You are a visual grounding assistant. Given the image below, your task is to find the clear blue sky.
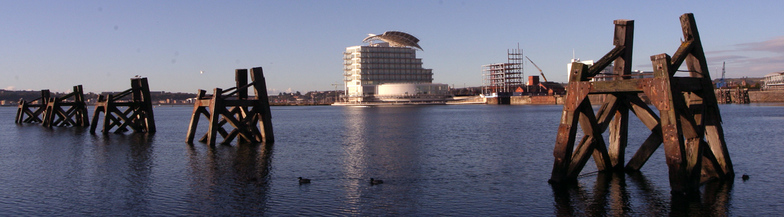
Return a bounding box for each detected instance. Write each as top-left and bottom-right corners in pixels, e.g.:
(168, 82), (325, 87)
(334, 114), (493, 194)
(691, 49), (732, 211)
(2, 1), (782, 93)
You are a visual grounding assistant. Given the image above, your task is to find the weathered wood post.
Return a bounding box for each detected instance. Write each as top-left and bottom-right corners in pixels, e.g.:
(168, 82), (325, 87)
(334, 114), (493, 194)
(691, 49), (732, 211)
(549, 13), (733, 194)
(715, 89), (730, 104)
(735, 88), (749, 104)
(131, 77), (156, 132)
(42, 85), (89, 128)
(550, 19), (634, 183)
(186, 67), (274, 146)
(251, 67), (275, 143)
(15, 89), (50, 124)
(649, 53), (704, 192)
(90, 77), (156, 134)
(607, 19), (634, 170)
(235, 69), (250, 144)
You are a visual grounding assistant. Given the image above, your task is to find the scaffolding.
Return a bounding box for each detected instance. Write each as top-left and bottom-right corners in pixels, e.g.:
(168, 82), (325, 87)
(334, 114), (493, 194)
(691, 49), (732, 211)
(482, 48), (524, 96)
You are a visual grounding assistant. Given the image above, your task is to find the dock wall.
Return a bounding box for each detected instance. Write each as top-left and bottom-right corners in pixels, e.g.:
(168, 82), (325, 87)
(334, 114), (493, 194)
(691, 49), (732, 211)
(508, 95), (563, 105)
(749, 90), (784, 102)
(488, 91), (781, 105)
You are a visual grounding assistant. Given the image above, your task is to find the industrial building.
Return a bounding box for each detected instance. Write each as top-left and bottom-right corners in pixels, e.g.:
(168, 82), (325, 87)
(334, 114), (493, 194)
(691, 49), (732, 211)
(341, 31), (449, 104)
(481, 48), (523, 97)
(480, 48), (569, 105)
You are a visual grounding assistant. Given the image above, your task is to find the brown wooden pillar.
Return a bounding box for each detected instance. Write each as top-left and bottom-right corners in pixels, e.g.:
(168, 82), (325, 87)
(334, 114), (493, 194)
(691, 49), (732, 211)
(251, 67), (274, 143)
(74, 85), (90, 127)
(649, 54), (702, 194)
(132, 78), (156, 133)
(206, 88), (223, 146)
(186, 90), (208, 144)
(550, 63), (590, 183)
(608, 96), (629, 170)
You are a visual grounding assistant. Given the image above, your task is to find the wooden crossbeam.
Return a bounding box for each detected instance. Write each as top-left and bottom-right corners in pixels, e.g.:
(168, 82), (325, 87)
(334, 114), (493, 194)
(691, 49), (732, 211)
(588, 46), (626, 76)
(567, 101), (612, 177)
(624, 94), (663, 171)
(586, 19), (633, 78)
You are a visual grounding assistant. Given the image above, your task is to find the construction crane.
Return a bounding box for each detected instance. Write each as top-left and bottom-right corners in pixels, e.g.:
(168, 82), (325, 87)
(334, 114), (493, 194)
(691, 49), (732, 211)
(716, 61), (726, 88)
(525, 56), (548, 82)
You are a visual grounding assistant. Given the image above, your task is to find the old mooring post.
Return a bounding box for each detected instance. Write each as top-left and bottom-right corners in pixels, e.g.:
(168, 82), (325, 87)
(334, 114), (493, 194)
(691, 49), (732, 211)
(715, 88), (749, 104)
(90, 77), (156, 134)
(15, 89), (51, 124)
(42, 85), (90, 127)
(549, 13), (734, 194)
(185, 67), (274, 146)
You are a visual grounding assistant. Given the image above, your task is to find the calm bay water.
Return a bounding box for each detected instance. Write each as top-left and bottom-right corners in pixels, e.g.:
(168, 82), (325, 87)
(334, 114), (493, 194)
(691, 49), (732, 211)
(0, 104), (782, 216)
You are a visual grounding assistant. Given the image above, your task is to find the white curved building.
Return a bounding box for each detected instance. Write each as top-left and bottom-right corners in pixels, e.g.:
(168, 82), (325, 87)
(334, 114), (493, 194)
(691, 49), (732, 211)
(363, 31), (424, 51)
(376, 83), (449, 102)
(342, 31), (449, 104)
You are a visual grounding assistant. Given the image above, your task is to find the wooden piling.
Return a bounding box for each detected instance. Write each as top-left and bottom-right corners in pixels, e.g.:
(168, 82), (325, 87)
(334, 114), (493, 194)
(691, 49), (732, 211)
(90, 77), (156, 134)
(42, 85), (89, 127)
(15, 90), (50, 124)
(715, 89), (732, 104)
(185, 67), (274, 146)
(715, 87), (749, 104)
(549, 13), (733, 194)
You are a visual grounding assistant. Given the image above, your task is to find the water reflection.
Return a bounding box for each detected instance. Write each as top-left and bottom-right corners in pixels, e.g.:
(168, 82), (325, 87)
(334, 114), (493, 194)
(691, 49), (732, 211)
(185, 143), (273, 214)
(552, 172), (733, 216)
(123, 134), (155, 214)
(340, 106), (425, 214)
(671, 180), (733, 216)
(90, 133), (156, 215)
(3, 105), (781, 215)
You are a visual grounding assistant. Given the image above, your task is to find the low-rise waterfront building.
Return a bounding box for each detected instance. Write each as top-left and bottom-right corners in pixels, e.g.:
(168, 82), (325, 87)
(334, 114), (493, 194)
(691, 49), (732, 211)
(764, 71), (784, 90)
(375, 83), (449, 103)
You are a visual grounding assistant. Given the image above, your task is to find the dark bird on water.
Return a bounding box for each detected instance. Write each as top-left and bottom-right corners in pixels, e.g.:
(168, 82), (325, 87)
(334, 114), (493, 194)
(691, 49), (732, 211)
(370, 178), (383, 185)
(298, 177), (311, 184)
(742, 174), (750, 181)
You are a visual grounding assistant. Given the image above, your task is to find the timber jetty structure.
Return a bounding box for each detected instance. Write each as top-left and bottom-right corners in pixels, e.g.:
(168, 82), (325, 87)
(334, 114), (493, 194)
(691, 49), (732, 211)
(549, 13), (734, 195)
(12, 67), (275, 147)
(91, 77), (156, 134)
(15, 85), (89, 128)
(186, 67), (274, 146)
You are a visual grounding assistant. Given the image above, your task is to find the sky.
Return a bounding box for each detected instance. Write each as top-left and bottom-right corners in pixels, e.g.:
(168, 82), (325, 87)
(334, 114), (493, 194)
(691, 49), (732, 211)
(2, 0), (783, 94)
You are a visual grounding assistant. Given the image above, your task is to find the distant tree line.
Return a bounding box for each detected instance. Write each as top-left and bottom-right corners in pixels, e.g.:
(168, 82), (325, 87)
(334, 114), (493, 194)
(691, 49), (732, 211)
(450, 87), (482, 96)
(713, 77), (763, 90)
(2, 87), (488, 106)
(0, 89), (196, 105)
(268, 90), (343, 105)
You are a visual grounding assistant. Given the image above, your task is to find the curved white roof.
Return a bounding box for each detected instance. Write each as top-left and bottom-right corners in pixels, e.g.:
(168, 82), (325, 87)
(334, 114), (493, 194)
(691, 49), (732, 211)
(765, 71), (784, 77)
(363, 31), (423, 50)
